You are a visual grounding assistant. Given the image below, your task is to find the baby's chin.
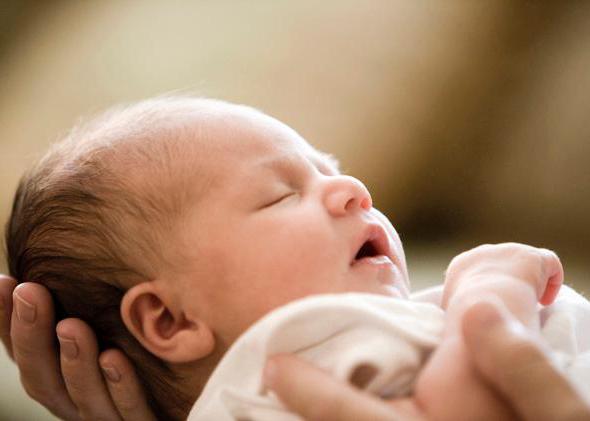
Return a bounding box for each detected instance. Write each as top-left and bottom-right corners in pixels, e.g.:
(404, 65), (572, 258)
(347, 279), (410, 300)
(376, 282), (410, 299)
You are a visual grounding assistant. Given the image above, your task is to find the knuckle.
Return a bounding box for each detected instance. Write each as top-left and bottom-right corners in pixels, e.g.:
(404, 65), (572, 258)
(44, 399), (67, 419)
(21, 382), (59, 414)
(514, 246), (540, 263)
(447, 245), (493, 275)
(64, 383), (101, 415)
(115, 395), (141, 413)
(539, 247), (556, 256)
(22, 382), (42, 402)
(464, 244), (488, 256)
(500, 241), (524, 249)
(78, 411), (111, 421)
(12, 334), (49, 363)
(12, 340), (37, 359)
(77, 406), (117, 421)
(502, 243), (527, 256)
(447, 250), (473, 272)
(461, 244), (497, 261)
(539, 247), (560, 264)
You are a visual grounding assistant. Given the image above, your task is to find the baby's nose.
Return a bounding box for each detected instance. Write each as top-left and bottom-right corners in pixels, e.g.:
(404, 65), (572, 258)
(323, 175), (372, 217)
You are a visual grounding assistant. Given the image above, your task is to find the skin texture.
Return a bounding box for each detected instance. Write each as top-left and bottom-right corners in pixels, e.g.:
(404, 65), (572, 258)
(117, 104), (411, 377)
(0, 277), (155, 421)
(2, 102), (412, 419)
(414, 244), (564, 421)
(1, 106), (589, 419)
(263, 300), (590, 421)
(3, 279), (590, 420)
(161, 107), (410, 344)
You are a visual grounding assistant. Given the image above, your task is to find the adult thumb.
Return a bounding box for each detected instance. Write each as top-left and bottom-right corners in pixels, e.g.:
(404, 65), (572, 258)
(462, 300), (590, 421)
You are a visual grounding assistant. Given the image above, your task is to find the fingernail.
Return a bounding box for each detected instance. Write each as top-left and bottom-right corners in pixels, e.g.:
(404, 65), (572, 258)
(14, 292), (36, 324)
(101, 365), (121, 383)
(263, 359), (277, 388)
(58, 336), (79, 360)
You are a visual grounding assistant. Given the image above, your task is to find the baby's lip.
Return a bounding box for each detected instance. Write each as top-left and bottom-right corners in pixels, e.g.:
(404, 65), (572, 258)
(350, 223), (396, 267)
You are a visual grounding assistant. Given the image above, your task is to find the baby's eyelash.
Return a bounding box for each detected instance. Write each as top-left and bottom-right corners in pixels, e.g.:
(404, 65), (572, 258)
(262, 192), (295, 209)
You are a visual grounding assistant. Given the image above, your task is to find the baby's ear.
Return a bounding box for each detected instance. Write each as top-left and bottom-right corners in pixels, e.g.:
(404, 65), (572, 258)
(121, 281), (215, 363)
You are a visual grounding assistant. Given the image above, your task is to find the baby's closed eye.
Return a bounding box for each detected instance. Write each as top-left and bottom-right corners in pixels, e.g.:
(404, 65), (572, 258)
(260, 191), (297, 209)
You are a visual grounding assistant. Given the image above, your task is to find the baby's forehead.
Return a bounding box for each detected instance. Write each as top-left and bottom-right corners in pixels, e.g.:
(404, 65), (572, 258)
(190, 106), (335, 169)
(112, 99), (335, 197)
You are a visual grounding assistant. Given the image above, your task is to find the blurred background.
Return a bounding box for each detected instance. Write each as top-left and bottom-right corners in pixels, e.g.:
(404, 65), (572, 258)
(1, 1), (589, 419)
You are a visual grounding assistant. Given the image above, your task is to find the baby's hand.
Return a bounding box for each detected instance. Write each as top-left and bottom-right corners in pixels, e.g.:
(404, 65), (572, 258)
(442, 243), (564, 309)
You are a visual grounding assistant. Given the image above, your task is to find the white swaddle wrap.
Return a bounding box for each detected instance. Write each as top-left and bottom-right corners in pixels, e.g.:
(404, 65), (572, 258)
(188, 286), (590, 420)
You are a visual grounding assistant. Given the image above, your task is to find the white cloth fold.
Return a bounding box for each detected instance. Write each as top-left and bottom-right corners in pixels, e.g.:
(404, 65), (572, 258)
(188, 285), (590, 420)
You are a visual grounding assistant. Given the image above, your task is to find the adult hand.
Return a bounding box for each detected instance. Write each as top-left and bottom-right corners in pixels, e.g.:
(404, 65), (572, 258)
(0, 275), (156, 421)
(462, 300), (590, 421)
(264, 300), (590, 421)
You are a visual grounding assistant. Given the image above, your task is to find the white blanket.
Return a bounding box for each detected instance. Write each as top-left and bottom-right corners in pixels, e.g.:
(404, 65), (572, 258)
(188, 285), (590, 420)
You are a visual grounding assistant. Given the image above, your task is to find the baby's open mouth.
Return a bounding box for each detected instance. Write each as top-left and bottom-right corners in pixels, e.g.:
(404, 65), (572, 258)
(355, 240), (380, 260)
(351, 224), (392, 266)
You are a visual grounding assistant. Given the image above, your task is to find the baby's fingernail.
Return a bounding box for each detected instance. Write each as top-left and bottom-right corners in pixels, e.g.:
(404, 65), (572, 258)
(14, 292), (36, 324)
(263, 359), (277, 388)
(101, 365), (121, 383)
(58, 336), (79, 360)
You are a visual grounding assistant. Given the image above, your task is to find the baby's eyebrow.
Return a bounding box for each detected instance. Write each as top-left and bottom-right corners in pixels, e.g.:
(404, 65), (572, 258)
(255, 151), (341, 177)
(316, 152), (341, 174)
(257, 154), (300, 173)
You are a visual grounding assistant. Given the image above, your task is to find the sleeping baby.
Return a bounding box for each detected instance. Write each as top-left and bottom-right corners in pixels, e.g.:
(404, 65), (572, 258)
(6, 96), (590, 420)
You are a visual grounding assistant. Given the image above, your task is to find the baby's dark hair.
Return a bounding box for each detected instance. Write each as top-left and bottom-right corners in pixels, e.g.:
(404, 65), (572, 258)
(4, 96), (226, 420)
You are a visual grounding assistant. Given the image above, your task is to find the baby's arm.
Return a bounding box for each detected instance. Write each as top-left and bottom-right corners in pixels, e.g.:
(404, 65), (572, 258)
(414, 243), (564, 421)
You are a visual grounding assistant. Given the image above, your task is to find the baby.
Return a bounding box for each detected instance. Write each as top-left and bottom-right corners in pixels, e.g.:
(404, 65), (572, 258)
(5, 96), (585, 420)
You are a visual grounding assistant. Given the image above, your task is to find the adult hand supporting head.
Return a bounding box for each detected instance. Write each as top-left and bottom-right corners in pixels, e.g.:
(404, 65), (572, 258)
(264, 299), (590, 421)
(0, 275), (156, 421)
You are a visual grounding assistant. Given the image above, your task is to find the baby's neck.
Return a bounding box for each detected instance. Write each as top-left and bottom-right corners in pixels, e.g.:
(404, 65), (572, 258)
(168, 338), (230, 419)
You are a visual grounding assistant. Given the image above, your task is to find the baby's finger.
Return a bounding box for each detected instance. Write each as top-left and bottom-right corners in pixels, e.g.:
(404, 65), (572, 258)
(10, 283), (80, 420)
(264, 354), (411, 421)
(462, 300), (590, 421)
(0, 275), (17, 359)
(57, 318), (122, 420)
(538, 249), (564, 305)
(99, 349), (158, 421)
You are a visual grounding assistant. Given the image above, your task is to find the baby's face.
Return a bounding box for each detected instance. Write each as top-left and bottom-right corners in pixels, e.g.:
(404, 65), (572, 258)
(173, 105), (410, 343)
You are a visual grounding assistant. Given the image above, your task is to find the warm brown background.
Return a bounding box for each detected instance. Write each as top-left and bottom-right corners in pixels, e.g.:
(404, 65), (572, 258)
(1, 1), (589, 419)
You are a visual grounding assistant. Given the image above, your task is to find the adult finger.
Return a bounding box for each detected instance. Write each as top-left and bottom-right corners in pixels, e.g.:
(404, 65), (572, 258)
(462, 300), (590, 421)
(264, 354), (423, 421)
(99, 349), (158, 421)
(0, 275), (17, 359)
(10, 283), (79, 420)
(57, 319), (122, 420)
